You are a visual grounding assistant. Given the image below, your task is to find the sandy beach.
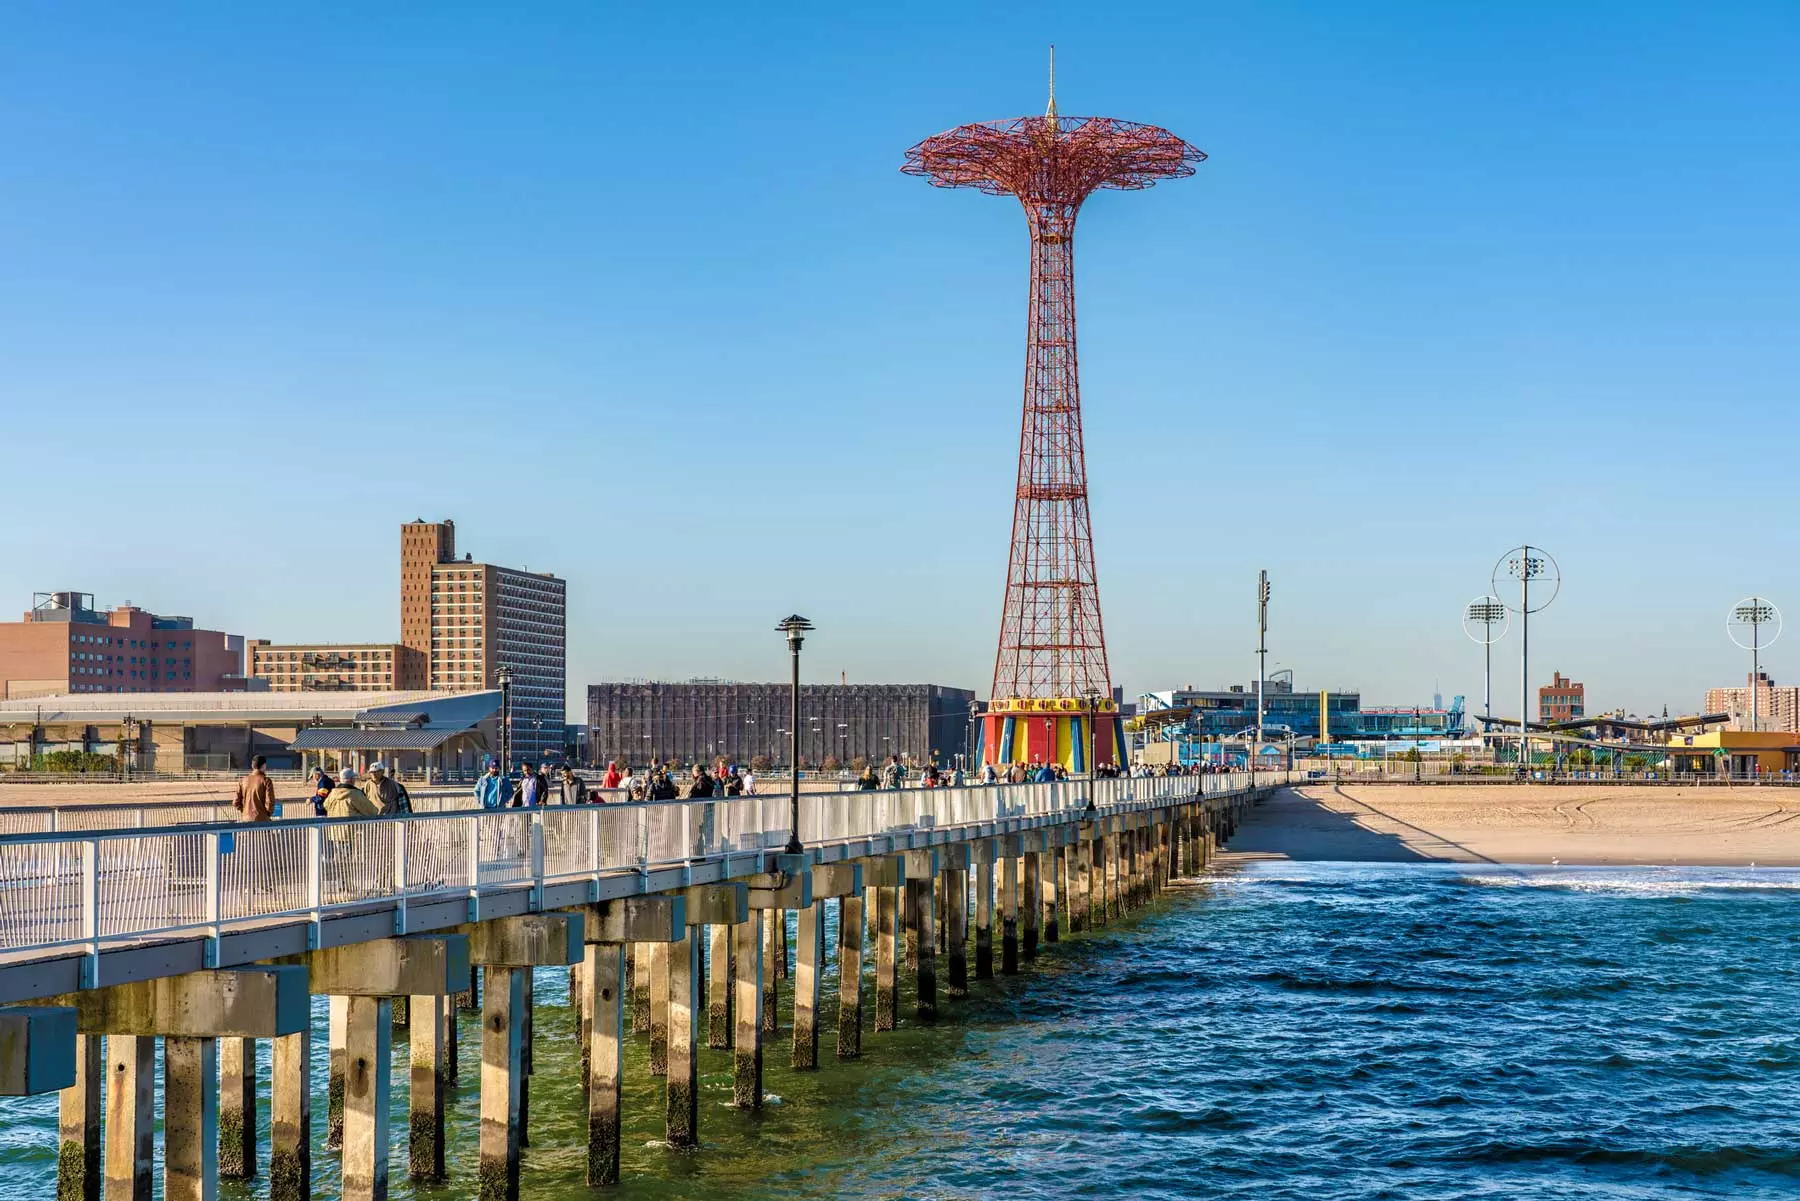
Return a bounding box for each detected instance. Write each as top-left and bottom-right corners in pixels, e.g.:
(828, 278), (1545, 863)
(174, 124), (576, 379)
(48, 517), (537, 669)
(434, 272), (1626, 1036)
(1226, 783), (1800, 867)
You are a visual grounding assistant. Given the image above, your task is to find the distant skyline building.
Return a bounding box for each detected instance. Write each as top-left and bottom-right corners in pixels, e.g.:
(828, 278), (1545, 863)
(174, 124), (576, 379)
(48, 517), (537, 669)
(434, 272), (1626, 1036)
(1538, 671), (1586, 723)
(586, 681), (977, 769)
(245, 640), (426, 692)
(401, 519), (566, 764)
(0, 591), (245, 700)
(1706, 671), (1800, 733)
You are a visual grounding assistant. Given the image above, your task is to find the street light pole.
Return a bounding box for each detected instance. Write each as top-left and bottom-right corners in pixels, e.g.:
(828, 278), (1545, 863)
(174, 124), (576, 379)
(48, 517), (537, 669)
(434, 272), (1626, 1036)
(777, 616), (813, 855)
(1084, 689), (1100, 813)
(496, 667), (513, 772)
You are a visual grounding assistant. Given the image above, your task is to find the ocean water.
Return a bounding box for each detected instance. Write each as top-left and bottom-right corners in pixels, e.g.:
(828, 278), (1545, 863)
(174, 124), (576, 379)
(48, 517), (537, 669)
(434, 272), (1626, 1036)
(3, 861), (1797, 1199)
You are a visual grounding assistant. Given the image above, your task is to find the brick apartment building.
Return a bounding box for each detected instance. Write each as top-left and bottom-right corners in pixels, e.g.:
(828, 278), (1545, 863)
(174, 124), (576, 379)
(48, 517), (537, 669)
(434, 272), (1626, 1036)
(1538, 671), (1585, 723)
(0, 591), (245, 700)
(1705, 672), (1800, 733)
(401, 520), (566, 765)
(245, 640), (426, 692)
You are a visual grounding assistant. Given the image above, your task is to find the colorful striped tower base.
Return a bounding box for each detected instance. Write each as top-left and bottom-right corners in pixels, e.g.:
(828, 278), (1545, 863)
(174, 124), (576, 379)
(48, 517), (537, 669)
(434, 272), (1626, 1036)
(977, 697), (1125, 771)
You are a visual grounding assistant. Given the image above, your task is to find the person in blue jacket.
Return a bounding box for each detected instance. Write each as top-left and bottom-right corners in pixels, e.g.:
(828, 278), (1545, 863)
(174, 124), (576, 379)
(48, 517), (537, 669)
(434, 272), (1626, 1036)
(474, 759), (507, 810)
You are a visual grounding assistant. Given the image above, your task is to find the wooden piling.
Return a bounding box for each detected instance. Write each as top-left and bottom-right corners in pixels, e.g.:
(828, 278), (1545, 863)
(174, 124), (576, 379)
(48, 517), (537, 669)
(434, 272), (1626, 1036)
(791, 901), (824, 1069)
(648, 943), (670, 1076)
(409, 995), (447, 1183)
(707, 924), (734, 1049)
(974, 845), (995, 979)
(874, 885), (899, 1031)
(945, 867), (969, 997)
(584, 944), (625, 1187)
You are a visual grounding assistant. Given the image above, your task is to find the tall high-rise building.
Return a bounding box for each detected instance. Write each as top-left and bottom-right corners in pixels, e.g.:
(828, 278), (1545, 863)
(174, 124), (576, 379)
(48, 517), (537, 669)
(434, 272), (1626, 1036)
(400, 520), (567, 764)
(1706, 672), (1800, 733)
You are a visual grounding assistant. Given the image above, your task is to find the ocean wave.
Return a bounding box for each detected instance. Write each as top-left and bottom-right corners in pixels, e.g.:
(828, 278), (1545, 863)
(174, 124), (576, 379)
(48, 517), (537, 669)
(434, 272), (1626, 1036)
(1451, 1137), (1800, 1176)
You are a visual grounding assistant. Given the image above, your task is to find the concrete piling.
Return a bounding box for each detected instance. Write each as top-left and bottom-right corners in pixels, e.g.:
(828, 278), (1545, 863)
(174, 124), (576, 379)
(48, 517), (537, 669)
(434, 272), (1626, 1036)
(974, 843), (995, 979)
(874, 885), (899, 1031)
(326, 995), (347, 1151)
(648, 942), (670, 1075)
(341, 996), (391, 1201)
(731, 916), (763, 1108)
(945, 867), (969, 996)
(665, 930), (701, 1147)
(837, 893), (864, 1058)
(104, 1036), (155, 1201)
(56, 1033), (100, 1201)
(1068, 833), (1089, 933)
(162, 1036), (218, 1201)
(761, 909), (780, 1035)
(915, 878), (938, 1021)
(478, 970), (522, 1201)
(791, 900), (824, 1069)
(1044, 841), (1062, 944)
(409, 995), (447, 1183)
(219, 1037), (256, 1180)
(1022, 850), (1041, 960)
(583, 943), (624, 1187)
(708, 924), (734, 1049)
(270, 1029), (311, 1201)
(631, 945), (651, 1035)
(1001, 849), (1020, 975)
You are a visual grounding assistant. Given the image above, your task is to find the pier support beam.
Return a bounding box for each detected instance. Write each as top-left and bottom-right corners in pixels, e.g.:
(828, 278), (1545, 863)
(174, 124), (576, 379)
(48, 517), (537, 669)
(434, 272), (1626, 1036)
(162, 1035), (217, 1201)
(1044, 839), (1062, 944)
(55, 1027), (97, 1201)
(708, 924), (734, 1049)
(270, 1027), (310, 1201)
(219, 1037), (256, 1180)
(648, 942), (670, 1074)
(327, 996), (346, 1151)
(465, 914), (583, 1199)
(760, 910), (780, 1036)
(875, 883), (899, 1030)
(1022, 848), (1041, 960)
(105, 1035), (155, 1201)
(905, 851), (939, 1021)
(731, 915), (763, 1107)
(665, 929), (702, 1147)
(796, 864), (857, 1068)
(1068, 830), (1090, 932)
(945, 863), (969, 996)
(575, 895), (685, 1186)
(974, 840), (995, 979)
(837, 891), (863, 1058)
(999, 838), (1021, 975)
(341, 997), (389, 1201)
(408, 996), (449, 1183)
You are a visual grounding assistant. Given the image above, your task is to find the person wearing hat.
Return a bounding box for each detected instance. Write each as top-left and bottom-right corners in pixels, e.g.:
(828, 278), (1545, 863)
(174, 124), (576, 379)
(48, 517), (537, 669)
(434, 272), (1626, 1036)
(323, 768), (380, 820)
(364, 762), (411, 815)
(474, 759), (507, 811)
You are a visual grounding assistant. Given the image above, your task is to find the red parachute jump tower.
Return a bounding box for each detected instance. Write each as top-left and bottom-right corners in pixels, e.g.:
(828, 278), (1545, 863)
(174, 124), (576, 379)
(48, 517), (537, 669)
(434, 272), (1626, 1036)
(903, 53), (1204, 771)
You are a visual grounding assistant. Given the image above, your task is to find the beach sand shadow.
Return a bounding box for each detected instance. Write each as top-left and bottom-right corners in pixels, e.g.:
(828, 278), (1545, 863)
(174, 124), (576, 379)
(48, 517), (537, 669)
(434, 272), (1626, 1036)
(1224, 784), (1497, 864)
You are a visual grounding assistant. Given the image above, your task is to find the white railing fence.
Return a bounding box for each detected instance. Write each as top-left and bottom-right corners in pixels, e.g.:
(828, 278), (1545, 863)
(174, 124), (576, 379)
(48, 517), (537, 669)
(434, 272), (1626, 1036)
(0, 773), (1281, 967)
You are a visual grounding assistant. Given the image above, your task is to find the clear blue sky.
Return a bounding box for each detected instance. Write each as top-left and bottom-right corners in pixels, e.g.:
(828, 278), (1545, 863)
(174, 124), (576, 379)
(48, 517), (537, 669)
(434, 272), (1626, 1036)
(3, 2), (1796, 722)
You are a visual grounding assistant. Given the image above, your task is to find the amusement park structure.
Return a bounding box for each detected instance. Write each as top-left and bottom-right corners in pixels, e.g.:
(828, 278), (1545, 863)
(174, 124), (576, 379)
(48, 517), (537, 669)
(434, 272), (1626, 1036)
(903, 52), (1204, 769)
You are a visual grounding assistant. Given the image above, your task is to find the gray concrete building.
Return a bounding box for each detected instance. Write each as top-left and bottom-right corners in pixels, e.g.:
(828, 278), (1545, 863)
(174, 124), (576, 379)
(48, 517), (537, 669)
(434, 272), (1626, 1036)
(585, 681), (978, 769)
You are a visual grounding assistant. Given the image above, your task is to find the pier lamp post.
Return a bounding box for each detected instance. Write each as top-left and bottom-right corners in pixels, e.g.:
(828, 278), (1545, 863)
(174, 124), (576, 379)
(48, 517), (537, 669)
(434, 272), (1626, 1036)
(1084, 688), (1102, 813)
(776, 616), (813, 855)
(1493, 547), (1560, 779)
(1726, 597), (1782, 733)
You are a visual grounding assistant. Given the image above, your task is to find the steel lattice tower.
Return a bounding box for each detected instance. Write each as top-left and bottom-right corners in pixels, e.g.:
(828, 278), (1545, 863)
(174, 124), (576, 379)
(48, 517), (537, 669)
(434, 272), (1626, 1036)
(904, 58), (1202, 766)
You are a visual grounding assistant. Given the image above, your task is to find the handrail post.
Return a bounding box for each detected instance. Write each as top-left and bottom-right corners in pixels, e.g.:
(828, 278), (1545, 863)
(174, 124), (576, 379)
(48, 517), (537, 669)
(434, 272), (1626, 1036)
(80, 840), (99, 988)
(306, 825), (323, 914)
(204, 832), (221, 966)
(530, 813), (545, 909)
(394, 820), (409, 933)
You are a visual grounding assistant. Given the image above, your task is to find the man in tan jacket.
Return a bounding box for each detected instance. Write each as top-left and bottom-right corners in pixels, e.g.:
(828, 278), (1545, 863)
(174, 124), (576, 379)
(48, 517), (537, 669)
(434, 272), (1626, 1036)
(323, 768), (381, 820)
(233, 755), (277, 822)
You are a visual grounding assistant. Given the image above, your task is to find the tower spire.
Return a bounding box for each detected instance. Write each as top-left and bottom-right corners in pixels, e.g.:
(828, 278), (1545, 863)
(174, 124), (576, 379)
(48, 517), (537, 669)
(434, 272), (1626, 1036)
(1046, 45), (1057, 119)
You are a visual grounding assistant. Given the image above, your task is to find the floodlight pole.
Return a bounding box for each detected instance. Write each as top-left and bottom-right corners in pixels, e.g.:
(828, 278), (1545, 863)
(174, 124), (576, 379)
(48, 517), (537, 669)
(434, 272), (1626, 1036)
(1752, 611), (1761, 733)
(1518, 552), (1530, 778)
